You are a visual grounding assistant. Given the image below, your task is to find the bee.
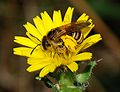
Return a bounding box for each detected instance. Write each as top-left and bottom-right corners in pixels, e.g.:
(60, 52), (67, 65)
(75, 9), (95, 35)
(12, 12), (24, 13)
(42, 21), (90, 51)
(31, 21), (90, 54)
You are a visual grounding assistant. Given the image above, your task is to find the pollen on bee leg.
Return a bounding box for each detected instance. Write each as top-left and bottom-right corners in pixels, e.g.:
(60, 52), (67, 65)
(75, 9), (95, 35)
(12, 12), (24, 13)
(61, 35), (77, 52)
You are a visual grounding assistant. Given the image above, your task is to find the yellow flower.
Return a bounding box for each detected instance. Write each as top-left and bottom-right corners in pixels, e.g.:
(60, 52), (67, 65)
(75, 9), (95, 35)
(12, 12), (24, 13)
(13, 7), (102, 77)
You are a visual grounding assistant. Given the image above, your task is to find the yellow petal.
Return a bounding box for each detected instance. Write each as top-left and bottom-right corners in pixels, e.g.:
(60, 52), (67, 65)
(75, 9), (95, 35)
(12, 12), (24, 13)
(28, 47), (45, 58)
(40, 11), (54, 33)
(24, 22), (42, 40)
(13, 47), (33, 57)
(27, 57), (51, 65)
(14, 36), (37, 48)
(67, 62), (78, 72)
(49, 65), (56, 72)
(77, 13), (89, 22)
(13, 47), (45, 58)
(53, 10), (62, 27)
(76, 34), (102, 53)
(39, 64), (56, 77)
(63, 7), (74, 25)
(77, 13), (95, 39)
(33, 16), (46, 36)
(72, 52), (92, 61)
(26, 32), (41, 44)
(81, 25), (94, 39)
(27, 62), (51, 72)
(88, 19), (94, 28)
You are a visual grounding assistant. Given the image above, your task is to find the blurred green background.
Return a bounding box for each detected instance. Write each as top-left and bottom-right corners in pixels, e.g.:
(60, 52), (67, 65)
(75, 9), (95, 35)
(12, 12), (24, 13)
(0, 0), (120, 92)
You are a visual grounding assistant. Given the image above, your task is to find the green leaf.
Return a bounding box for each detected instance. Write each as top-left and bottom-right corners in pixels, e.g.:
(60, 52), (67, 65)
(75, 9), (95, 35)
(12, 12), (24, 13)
(76, 61), (96, 84)
(59, 72), (74, 86)
(59, 72), (84, 92)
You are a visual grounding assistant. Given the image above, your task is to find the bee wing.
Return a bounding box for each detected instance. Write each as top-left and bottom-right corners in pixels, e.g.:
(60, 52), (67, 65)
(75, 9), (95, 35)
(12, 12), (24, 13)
(55, 29), (66, 38)
(70, 21), (91, 31)
(51, 22), (91, 39)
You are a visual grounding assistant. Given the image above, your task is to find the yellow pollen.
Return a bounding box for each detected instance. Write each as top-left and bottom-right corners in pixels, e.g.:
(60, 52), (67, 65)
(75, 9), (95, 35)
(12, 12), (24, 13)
(61, 35), (77, 52)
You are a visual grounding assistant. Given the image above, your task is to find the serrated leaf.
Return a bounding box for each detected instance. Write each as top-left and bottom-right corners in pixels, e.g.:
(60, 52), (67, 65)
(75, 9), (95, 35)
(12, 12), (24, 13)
(59, 72), (74, 86)
(76, 61), (96, 84)
(59, 72), (84, 92)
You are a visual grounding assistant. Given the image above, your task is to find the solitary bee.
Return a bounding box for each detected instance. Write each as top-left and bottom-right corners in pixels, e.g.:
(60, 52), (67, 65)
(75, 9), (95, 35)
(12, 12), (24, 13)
(31, 21), (90, 54)
(42, 21), (90, 51)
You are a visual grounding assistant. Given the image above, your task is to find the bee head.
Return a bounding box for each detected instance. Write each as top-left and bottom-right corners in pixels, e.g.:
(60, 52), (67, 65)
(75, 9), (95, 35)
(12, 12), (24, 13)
(42, 36), (51, 50)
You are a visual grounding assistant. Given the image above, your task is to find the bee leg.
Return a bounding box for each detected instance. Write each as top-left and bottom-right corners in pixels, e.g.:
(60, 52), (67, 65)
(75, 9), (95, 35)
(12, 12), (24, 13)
(30, 44), (41, 55)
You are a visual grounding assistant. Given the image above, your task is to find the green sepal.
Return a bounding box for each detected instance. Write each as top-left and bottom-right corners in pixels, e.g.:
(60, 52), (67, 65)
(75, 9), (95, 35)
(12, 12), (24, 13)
(59, 71), (74, 86)
(76, 61), (97, 84)
(59, 72), (84, 92)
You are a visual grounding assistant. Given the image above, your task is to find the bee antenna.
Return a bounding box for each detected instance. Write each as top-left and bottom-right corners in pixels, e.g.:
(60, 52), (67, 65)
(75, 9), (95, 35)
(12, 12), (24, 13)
(30, 44), (40, 55)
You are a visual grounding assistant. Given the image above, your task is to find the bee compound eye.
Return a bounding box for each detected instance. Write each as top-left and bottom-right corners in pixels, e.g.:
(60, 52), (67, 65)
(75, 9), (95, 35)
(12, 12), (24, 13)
(44, 40), (51, 49)
(42, 36), (51, 50)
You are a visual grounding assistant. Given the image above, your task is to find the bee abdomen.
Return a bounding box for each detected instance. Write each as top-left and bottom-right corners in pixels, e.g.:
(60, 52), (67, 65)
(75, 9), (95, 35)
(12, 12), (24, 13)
(68, 32), (82, 43)
(74, 32), (81, 40)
